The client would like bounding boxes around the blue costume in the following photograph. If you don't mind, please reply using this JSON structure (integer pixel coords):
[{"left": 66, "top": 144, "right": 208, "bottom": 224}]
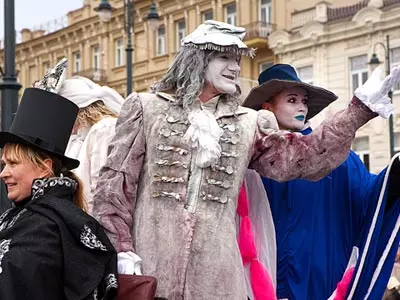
[{"left": 262, "top": 127, "right": 400, "bottom": 299}]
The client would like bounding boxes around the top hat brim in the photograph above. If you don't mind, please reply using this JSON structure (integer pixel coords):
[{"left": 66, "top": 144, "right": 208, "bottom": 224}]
[
  {"left": 243, "top": 79, "right": 338, "bottom": 120},
  {"left": 0, "top": 132, "right": 80, "bottom": 170}
]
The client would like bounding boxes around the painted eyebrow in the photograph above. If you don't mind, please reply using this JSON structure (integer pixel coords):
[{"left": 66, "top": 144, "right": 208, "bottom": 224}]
[{"left": 286, "top": 93, "right": 309, "bottom": 98}]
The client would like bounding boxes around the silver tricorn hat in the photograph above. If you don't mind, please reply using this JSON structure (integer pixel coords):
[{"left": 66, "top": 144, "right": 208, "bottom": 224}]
[{"left": 181, "top": 20, "right": 255, "bottom": 57}]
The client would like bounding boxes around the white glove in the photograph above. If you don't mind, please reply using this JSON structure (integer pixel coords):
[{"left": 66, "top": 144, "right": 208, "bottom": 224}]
[
  {"left": 354, "top": 65, "right": 400, "bottom": 119},
  {"left": 117, "top": 251, "right": 142, "bottom": 275}
]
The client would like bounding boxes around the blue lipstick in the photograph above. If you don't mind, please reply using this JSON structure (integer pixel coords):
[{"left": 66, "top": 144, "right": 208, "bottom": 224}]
[{"left": 295, "top": 115, "right": 305, "bottom": 121}]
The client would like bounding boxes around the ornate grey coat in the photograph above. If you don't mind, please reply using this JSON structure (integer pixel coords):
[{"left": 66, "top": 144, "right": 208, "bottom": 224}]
[{"left": 93, "top": 92, "right": 376, "bottom": 300}]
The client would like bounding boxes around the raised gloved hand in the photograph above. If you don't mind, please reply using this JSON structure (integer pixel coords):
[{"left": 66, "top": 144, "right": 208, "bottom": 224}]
[
  {"left": 117, "top": 251, "right": 142, "bottom": 275},
  {"left": 354, "top": 65, "right": 400, "bottom": 119}
]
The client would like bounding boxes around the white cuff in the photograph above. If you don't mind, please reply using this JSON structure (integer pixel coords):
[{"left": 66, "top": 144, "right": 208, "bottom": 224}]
[{"left": 117, "top": 251, "right": 142, "bottom": 275}]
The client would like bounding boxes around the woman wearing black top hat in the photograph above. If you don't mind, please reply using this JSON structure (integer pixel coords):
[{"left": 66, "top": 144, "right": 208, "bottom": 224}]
[{"left": 0, "top": 86, "right": 118, "bottom": 299}]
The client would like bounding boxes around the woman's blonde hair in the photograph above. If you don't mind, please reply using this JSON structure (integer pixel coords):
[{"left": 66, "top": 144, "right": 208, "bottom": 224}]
[
  {"left": 3, "top": 143, "right": 87, "bottom": 211},
  {"left": 77, "top": 100, "right": 117, "bottom": 128}
]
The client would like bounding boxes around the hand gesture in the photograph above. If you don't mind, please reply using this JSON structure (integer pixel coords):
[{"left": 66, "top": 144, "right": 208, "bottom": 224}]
[{"left": 354, "top": 66, "right": 400, "bottom": 118}]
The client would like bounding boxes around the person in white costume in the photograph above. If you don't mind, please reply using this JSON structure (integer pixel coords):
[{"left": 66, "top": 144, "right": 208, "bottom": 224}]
[{"left": 39, "top": 60, "right": 125, "bottom": 214}]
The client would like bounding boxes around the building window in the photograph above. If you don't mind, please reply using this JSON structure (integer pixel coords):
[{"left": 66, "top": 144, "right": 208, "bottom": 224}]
[
  {"left": 176, "top": 20, "right": 186, "bottom": 51},
  {"left": 92, "top": 45, "right": 100, "bottom": 70},
  {"left": 225, "top": 3, "right": 237, "bottom": 26},
  {"left": 259, "top": 61, "right": 273, "bottom": 73},
  {"left": 352, "top": 136, "right": 370, "bottom": 171},
  {"left": 29, "top": 65, "right": 36, "bottom": 84},
  {"left": 42, "top": 62, "right": 50, "bottom": 75},
  {"left": 390, "top": 47, "right": 400, "bottom": 91},
  {"left": 260, "top": 0, "right": 272, "bottom": 24},
  {"left": 202, "top": 10, "right": 213, "bottom": 21},
  {"left": 297, "top": 65, "right": 313, "bottom": 84},
  {"left": 73, "top": 52, "right": 81, "bottom": 73},
  {"left": 156, "top": 26, "right": 166, "bottom": 56},
  {"left": 350, "top": 55, "right": 368, "bottom": 93},
  {"left": 115, "top": 38, "right": 124, "bottom": 67},
  {"left": 394, "top": 132, "right": 400, "bottom": 154}
]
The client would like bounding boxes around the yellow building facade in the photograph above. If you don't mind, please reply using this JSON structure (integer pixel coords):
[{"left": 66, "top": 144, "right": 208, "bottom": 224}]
[
  {"left": 0, "top": 0, "right": 278, "bottom": 98},
  {"left": 268, "top": 0, "right": 400, "bottom": 172}
]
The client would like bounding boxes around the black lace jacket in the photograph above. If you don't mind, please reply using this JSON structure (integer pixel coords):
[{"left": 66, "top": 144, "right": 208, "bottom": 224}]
[{"left": 0, "top": 176, "right": 117, "bottom": 300}]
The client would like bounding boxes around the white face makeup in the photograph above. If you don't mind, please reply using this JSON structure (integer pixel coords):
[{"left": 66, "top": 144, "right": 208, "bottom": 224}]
[
  {"left": 204, "top": 52, "right": 241, "bottom": 96},
  {"left": 263, "top": 87, "right": 309, "bottom": 131}
]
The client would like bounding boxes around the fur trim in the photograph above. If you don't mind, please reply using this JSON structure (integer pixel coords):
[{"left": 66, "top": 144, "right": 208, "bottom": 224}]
[{"left": 184, "top": 43, "right": 256, "bottom": 58}]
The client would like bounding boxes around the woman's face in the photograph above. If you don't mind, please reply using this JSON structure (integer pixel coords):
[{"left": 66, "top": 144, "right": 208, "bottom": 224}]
[
  {"left": 0, "top": 146, "right": 50, "bottom": 202},
  {"left": 262, "top": 87, "right": 308, "bottom": 131}
]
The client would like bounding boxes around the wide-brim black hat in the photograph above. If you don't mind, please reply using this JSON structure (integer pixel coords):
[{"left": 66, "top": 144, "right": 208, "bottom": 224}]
[
  {"left": 0, "top": 88, "right": 80, "bottom": 170},
  {"left": 243, "top": 64, "right": 338, "bottom": 120}
]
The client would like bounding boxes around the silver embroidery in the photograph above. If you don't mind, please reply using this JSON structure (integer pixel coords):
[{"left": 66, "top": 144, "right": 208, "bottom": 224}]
[
  {"left": 221, "top": 151, "right": 238, "bottom": 158},
  {"left": 152, "top": 191, "right": 181, "bottom": 201},
  {"left": 32, "top": 176, "right": 77, "bottom": 200},
  {"left": 165, "top": 114, "right": 189, "bottom": 125},
  {"left": 105, "top": 273, "right": 118, "bottom": 291},
  {"left": 206, "top": 178, "right": 231, "bottom": 189},
  {"left": 156, "top": 159, "right": 188, "bottom": 168},
  {"left": 93, "top": 288, "right": 98, "bottom": 300},
  {"left": 201, "top": 192, "right": 229, "bottom": 204},
  {"left": 220, "top": 135, "right": 240, "bottom": 145},
  {"left": 211, "top": 165, "right": 234, "bottom": 175},
  {"left": 220, "top": 124, "right": 236, "bottom": 132},
  {"left": 157, "top": 144, "right": 188, "bottom": 155},
  {"left": 80, "top": 225, "right": 107, "bottom": 251},
  {"left": 0, "top": 209, "right": 12, "bottom": 225},
  {"left": 0, "top": 209, "right": 27, "bottom": 232},
  {"left": 0, "top": 239, "right": 11, "bottom": 274},
  {"left": 153, "top": 174, "right": 185, "bottom": 184},
  {"left": 159, "top": 127, "right": 185, "bottom": 138}
]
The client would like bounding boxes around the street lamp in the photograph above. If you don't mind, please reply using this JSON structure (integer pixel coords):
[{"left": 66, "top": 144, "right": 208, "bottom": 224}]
[
  {"left": 95, "top": 0, "right": 160, "bottom": 97},
  {"left": 0, "top": 0, "right": 22, "bottom": 212},
  {"left": 95, "top": 0, "right": 113, "bottom": 23},
  {"left": 368, "top": 35, "right": 395, "bottom": 158}
]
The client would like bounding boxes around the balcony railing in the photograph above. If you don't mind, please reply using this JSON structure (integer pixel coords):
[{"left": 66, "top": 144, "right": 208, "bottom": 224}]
[
  {"left": 243, "top": 21, "right": 276, "bottom": 41},
  {"left": 72, "top": 68, "right": 107, "bottom": 82},
  {"left": 291, "top": 8, "right": 316, "bottom": 29}
]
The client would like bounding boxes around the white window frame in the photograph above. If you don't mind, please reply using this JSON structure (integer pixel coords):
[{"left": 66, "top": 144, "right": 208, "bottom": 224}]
[
  {"left": 156, "top": 26, "right": 166, "bottom": 56},
  {"left": 259, "top": 61, "right": 273, "bottom": 73},
  {"left": 390, "top": 47, "right": 400, "bottom": 91},
  {"left": 352, "top": 136, "right": 370, "bottom": 171},
  {"left": 115, "top": 38, "right": 125, "bottom": 67},
  {"left": 225, "top": 3, "right": 237, "bottom": 26},
  {"left": 297, "top": 65, "right": 314, "bottom": 84},
  {"left": 42, "top": 62, "right": 50, "bottom": 74},
  {"left": 202, "top": 10, "right": 213, "bottom": 21},
  {"left": 73, "top": 52, "right": 81, "bottom": 73},
  {"left": 260, "top": 0, "right": 272, "bottom": 24},
  {"left": 176, "top": 20, "right": 186, "bottom": 51},
  {"left": 350, "top": 55, "right": 368, "bottom": 94},
  {"left": 394, "top": 132, "right": 400, "bottom": 154},
  {"left": 92, "top": 45, "right": 100, "bottom": 71}
]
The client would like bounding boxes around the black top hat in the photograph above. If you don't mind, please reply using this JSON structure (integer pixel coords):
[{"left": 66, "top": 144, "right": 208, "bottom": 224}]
[
  {"left": 243, "top": 64, "right": 338, "bottom": 120},
  {"left": 0, "top": 88, "right": 80, "bottom": 170}
]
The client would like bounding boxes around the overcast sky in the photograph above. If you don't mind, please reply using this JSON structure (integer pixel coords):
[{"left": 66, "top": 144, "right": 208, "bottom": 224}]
[{"left": 0, "top": 0, "right": 84, "bottom": 39}]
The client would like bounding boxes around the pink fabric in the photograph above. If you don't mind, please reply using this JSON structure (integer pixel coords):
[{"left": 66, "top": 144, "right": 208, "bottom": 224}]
[
  {"left": 333, "top": 267, "right": 355, "bottom": 300},
  {"left": 237, "top": 183, "right": 277, "bottom": 300}
]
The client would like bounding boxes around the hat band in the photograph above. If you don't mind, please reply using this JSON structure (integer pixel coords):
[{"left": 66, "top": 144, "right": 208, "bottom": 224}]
[{"left": 18, "top": 133, "right": 63, "bottom": 155}]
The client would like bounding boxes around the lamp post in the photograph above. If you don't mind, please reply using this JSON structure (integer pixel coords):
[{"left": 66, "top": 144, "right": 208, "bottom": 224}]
[
  {"left": 368, "top": 35, "right": 395, "bottom": 158},
  {"left": 96, "top": 0, "right": 160, "bottom": 97},
  {"left": 0, "top": 0, "right": 22, "bottom": 212}
]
